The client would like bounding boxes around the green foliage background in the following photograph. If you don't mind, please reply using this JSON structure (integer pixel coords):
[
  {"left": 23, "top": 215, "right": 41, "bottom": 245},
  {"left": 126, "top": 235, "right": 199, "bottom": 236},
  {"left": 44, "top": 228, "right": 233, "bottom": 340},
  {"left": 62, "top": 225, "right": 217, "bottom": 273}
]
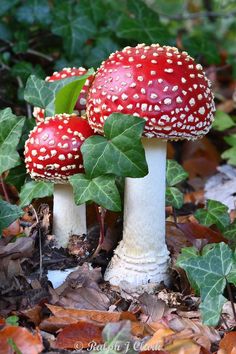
[{"left": 1, "top": 0, "right": 236, "bottom": 113}]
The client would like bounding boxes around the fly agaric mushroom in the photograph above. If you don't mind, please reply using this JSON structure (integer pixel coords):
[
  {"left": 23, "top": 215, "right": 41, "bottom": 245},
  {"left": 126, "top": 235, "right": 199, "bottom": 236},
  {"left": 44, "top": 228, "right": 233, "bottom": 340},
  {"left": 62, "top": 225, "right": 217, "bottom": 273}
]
[
  {"left": 24, "top": 113, "right": 93, "bottom": 247},
  {"left": 87, "top": 43, "right": 215, "bottom": 289},
  {"left": 33, "top": 67, "right": 94, "bottom": 123}
]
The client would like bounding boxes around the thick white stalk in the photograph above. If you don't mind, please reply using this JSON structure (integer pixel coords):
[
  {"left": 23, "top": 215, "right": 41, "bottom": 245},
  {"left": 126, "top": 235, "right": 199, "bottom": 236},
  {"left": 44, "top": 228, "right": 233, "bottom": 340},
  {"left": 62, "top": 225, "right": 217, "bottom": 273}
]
[
  {"left": 105, "top": 139, "right": 169, "bottom": 288},
  {"left": 53, "top": 184, "right": 86, "bottom": 248}
]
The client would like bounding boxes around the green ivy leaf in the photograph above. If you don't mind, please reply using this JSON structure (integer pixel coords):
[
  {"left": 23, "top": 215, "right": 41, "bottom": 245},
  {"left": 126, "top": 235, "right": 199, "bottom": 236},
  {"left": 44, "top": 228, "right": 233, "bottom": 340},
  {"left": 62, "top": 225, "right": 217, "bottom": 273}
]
[
  {"left": 5, "top": 163, "right": 26, "bottom": 191},
  {"left": 183, "top": 31, "right": 221, "bottom": 65},
  {"left": 195, "top": 199, "right": 230, "bottom": 231},
  {"left": 81, "top": 113, "right": 148, "bottom": 178},
  {"left": 19, "top": 181, "right": 54, "bottom": 207},
  {"left": 13, "top": 30, "right": 29, "bottom": 53},
  {"left": 166, "top": 186, "right": 184, "bottom": 209},
  {"left": 86, "top": 37, "right": 119, "bottom": 68},
  {"left": 97, "top": 321, "right": 135, "bottom": 354},
  {"left": 78, "top": 0, "right": 108, "bottom": 25},
  {"left": 52, "top": 2, "right": 96, "bottom": 58},
  {"left": 212, "top": 110, "right": 236, "bottom": 131},
  {"left": 69, "top": 174, "right": 121, "bottom": 212},
  {"left": 222, "top": 147, "right": 236, "bottom": 166},
  {"left": 147, "top": 0, "right": 185, "bottom": 16},
  {"left": 175, "top": 246, "right": 200, "bottom": 294},
  {"left": 18, "top": 116, "right": 36, "bottom": 150},
  {"left": 11, "top": 61, "right": 45, "bottom": 82},
  {"left": 224, "top": 134, "right": 236, "bottom": 147},
  {"left": 0, "top": 108, "right": 25, "bottom": 175},
  {"left": 15, "top": 0, "right": 51, "bottom": 25},
  {"left": 200, "top": 295, "right": 227, "bottom": 326},
  {"left": 0, "top": 22, "right": 13, "bottom": 41},
  {"left": 177, "top": 242, "right": 236, "bottom": 326},
  {"left": 0, "top": 0, "right": 18, "bottom": 16},
  {"left": 6, "top": 315, "right": 19, "bottom": 326},
  {"left": 0, "top": 200, "right": 24, "bottom": 235},
  {"left": 222, "top": 220, "right": 236, "bottom": 244},
  {"left": 116, "top": 0, "right": 171, "bottom": 44},
  {"left": 54, "top": 68, "right": 94, "bottom": 114},
  {"left": 166, "top": 160, "right": 188, "bottom": 186},
  {"left": 24, "top": 71, "right": 93, "bottom": 117}
]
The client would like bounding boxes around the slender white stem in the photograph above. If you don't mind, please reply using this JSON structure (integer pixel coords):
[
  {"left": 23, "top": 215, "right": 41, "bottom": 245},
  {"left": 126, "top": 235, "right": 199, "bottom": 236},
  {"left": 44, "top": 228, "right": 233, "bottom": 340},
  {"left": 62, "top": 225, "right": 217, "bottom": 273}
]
[
  {"left": 105, "top": 139, "right": 170, "bottom": 288},
  {"left": 53, "top": 184, "right": 86, "bottom": 248}
]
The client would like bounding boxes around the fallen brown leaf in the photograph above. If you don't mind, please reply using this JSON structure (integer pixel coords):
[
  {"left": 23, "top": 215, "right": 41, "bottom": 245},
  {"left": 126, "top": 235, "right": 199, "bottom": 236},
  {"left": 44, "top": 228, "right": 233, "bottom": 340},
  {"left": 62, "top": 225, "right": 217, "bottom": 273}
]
[
  {"left": 46, "top": 303, "right": 136, "bottom": 323},
  {"left": 177, "top": 222, "right": 227, "bottom": 246},
  {"left": 131, "top": 321, "right": 151, "bottom": 338},
  {"left": 138, "top": 293, "right": 168, "bottom": 323},
  {"left": 182, "top": 137, "right": 220, "bottom": 179},
  {"left": 184, "top": 190, "right": 205, "bottom": 205},
  {"left": 165, "top": 338, "right": 201, "bottom": 354},
  {"left": 40, "top": 315, "right": 79, "bottom": 332},
  {"left": 168, "top": 315, "right": 220, "bottom": 349},
  {"left": 0, "top": 326, "right": 43, "bottom": 354},
  {"left": 0, "top": 236, "right": 34, "bottom": 258},
  {"left": 142, "top": 328, "right": 174, "bottom": 351},
  {"left": 54, "top": 321, "right": 103, "bottom": 350},
  {"left": 166, "top": 222, "right": 192, "bottom": 261},
  {"left": 20, "top": 305, "right": 43, "bottom": 326},
  {"left": 50, "top": 263, "right": 110, "bottom": 311},
  {"left": 219, "top": 332, "right": 236, "bottom": 354},
  {"left": 2, "top": 220, "right": 22, "bottom": 238}
]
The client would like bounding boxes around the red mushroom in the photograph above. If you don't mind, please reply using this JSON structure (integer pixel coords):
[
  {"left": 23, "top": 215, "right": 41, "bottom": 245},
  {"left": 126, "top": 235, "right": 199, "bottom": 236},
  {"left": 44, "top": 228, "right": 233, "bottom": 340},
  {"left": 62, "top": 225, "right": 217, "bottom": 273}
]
[
  {"left": 86, "top": 44, "right": 215, "bottom": 289},
  {"left": 33, "top": 67, "right": 94, "bottom": 123},
  {"left": 24, "top": 113, "right": 94, "bottom": 247}
]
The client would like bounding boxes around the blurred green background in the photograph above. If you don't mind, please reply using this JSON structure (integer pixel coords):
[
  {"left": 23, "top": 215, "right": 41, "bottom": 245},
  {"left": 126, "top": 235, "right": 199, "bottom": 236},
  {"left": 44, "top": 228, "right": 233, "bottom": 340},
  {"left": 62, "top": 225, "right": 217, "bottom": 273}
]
[{"left": 0, "top": 0, "right": 236, "bottom": 114}]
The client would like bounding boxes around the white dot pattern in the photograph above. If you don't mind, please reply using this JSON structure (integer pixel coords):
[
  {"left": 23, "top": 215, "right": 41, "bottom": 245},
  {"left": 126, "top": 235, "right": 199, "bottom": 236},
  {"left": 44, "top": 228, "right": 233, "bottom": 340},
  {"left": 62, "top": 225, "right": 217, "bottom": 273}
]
[{"left": 86, "top": 44, "right": 215, "bottom": 140}]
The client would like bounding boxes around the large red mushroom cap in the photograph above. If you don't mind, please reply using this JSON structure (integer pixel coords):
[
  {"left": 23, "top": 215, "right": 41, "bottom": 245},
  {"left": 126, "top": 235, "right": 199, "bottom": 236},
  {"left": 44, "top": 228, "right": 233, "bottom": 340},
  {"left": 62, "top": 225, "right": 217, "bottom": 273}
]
[
  {"left": 87, "top": 44, "right": 215, "bottom": 140},
  {"left": 24, "top": 114, "right": 93, "bottom": 182},
  {"left": 33, "top": 67, "right": 94, "bottom": 123}
]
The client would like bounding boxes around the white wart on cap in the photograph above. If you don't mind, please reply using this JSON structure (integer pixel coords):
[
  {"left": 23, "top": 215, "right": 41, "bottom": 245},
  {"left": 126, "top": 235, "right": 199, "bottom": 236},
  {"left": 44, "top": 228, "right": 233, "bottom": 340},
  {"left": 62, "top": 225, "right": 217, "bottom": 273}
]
[{"left": 86, "top": 44, "right": 215, "bottom": 139}]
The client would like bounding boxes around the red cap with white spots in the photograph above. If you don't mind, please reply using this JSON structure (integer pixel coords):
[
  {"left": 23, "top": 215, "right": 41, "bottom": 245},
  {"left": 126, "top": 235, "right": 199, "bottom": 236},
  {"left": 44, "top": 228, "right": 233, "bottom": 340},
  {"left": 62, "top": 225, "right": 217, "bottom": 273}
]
[
  {"left": 87, "top": 44, "right": 215, "bottom": 140},
  {"left": 33, "top": 67, "right": 94, "bottom": 123},
  {"left": 24, "top": 114, "right": 93, "bottom": 182}
]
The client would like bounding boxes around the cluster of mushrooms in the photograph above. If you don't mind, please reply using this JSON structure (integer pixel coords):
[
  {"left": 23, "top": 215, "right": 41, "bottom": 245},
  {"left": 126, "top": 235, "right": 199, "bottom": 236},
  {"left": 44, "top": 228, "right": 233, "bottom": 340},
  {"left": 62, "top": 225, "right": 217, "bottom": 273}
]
[{"left": 24, "top": 43, "right": 215, "bottom": 290}]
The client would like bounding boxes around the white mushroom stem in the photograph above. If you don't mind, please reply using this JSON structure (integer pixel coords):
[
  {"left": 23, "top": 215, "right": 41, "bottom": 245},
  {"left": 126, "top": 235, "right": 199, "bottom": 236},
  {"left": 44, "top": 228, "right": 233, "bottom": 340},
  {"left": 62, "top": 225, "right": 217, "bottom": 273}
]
[
  {"left": 104, "top": 138, "right": 170, "bottom": 288},
  {"left": 53, "top": 184, "right": 86, "bottom": 248}
]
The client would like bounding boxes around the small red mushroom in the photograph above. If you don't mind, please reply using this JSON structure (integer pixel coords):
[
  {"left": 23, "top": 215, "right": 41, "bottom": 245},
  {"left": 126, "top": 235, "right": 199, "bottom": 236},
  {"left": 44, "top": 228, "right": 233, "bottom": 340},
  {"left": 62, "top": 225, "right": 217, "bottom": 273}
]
[
  {"left": 33, "top": 67, "right": 94, "bottom": 123},
  {"left": 86, "top": 43, "right": 215, "bottom": 290},
  {"left": 24, "top": 113, "right": 94, "bottom": 247}
]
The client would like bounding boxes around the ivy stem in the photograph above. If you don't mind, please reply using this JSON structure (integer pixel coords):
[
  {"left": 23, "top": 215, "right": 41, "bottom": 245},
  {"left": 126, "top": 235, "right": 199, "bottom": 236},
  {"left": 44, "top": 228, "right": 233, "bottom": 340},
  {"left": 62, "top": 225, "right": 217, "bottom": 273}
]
[
  {"left": 226, "top": 280, "right": 236, "bottom": 323},
  {"left": 0, "top": 175, "right": 10, "bottom": 203},
  {"left": 92, "top": 204, "right": 107, "bottom": 259},
  {"left": 220, "top": 314, "right": 230, "bottom": 330},
  {"left": 173, "top": 207, "right": 177, "bottom": 225},
  {"left": 95, "top": 204, "right": 107, "bottom": 246}
]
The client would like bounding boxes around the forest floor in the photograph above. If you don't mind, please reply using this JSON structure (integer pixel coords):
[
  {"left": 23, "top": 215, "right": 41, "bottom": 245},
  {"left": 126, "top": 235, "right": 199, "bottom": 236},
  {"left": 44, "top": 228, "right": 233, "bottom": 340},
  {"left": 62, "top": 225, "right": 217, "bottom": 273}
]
[{"left": 1, "top": 64, "right": 236, "bottom": 354}]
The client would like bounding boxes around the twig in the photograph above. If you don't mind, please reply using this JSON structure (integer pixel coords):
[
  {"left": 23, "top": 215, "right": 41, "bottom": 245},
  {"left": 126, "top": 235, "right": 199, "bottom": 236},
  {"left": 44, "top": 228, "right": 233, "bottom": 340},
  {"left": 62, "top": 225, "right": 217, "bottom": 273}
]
[
  {"left": 0, "top": 175, "right": 10, "bottom": 202},
  {"left": 221, "top": 314, "right": 230, "bottom": 330},
  {"left": 31, "top": 205, "right": 43, "bottom": 280},
  {"left": 0, "top": 38, "right": 53, "bottom": 62},
  {"left": 27, "top": 48, "right": 53, "bottom": 62},
  {"left": 159, "top": 9, "right": 236, "bottom": 21},
  {"left": 205, "top": 64, "right": 231, "bottom": 75},
  {"left": 202, "top": 0, "right": 215, "bottom": 22},
  {"left": 15, "top": 75, "right": 32, "bottom": 118},
  {"left": 173, "top": 207, "right": 178, "bottom": 225},
  {"left": 226, "top": 280, "right": 236, "bottom": 323},
  {"left": 91, "top": 204, "right": 107, "bottom": 259}
]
